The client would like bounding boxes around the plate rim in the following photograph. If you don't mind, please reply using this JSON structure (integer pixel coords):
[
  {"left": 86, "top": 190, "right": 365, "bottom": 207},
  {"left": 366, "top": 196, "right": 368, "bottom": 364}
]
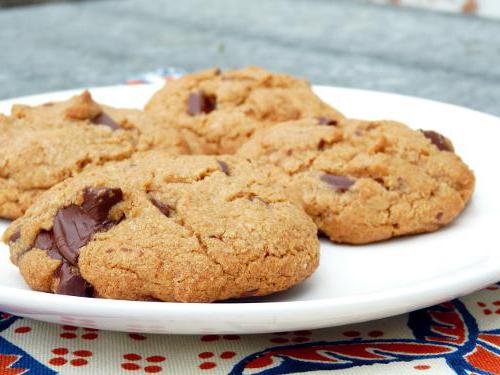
[
  {"left": 0, "top": 255, "right": 498, "bottom": 313},
  {"left": 2, "top": 83, "right": 500, "bottom": 123}
]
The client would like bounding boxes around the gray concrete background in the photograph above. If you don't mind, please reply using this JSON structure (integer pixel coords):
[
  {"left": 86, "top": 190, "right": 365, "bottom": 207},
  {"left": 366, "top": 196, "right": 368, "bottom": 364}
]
[{"left": 0, "top": 0, "right": 499, "bottom": 115}]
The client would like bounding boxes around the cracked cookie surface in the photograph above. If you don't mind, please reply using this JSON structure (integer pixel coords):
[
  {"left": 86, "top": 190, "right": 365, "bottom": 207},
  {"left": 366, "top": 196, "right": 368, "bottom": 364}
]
[
  {"left": 238, "top": 118, "right": 475, "bottom": 244},
  {"left": 145, "top": 66, "right": 344, "bottom": 154},
  {"left": 0, "top": 91, "right": 189, "bottom": 219},
  {"left": 3, "top": 152, "right": 319, "bottom": 302}
]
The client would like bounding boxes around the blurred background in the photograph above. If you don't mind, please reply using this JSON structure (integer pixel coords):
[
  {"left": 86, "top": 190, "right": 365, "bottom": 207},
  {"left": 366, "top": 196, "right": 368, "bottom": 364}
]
[
  {"left": 371, "top": 0, "right": 500, "bottom": 18},
  {"left": 1, "top": 0, "right": 499, "bottom": 115}
]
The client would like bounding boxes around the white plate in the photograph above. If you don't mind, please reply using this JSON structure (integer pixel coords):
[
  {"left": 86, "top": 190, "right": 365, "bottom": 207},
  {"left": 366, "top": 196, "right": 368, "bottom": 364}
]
[{"left": 0, "top": 85, "right": 499, "bottom": 335}]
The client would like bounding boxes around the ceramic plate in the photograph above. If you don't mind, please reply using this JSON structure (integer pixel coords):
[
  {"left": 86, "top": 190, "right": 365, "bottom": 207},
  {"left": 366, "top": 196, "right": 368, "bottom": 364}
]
[{"left": 0, "top": 84, "right": 499, "bottom": 334}]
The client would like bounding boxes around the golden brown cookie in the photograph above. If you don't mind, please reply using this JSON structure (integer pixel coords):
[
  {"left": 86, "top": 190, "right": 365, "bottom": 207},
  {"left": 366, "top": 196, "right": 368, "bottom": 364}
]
[
  {"left": 0, "top": 91, "right": 189, "bottom": 219},
  {"left": 238, "top": 118, "right": 475, "bottom": 244},
  {"left": 3, "top": 153, "right": 319, "bottom": 302},
  {"left": 145, "top": 66, "right": 343, "bottom": 154}
]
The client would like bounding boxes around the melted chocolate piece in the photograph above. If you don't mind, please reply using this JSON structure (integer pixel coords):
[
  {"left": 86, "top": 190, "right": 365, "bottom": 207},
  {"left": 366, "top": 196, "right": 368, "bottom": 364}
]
[
  {"left": 56, "top": 262, "right": 92, "bottom": 297},
  {"left": 436, "top": 212, "right": 444, "bottom": 221},
  {"left": 82, "top": 187, "right": 123, "bottom": 222},
  {"left": 321, "top": 174, "right": 355, "bottom": 193},
  {"left": 150, "top": 198, "right": 171, "bottom": 217},
  {"left": 420, "top": 130, "right": 454, "bottom": 152},
  {"left": 217, "top": 160, "right": 230, "bottom": 175},
  {"left": 35, "top": 230, "right": 55, "bottom": 251},
  {"left": 187, "top": 91, "right": 216, "bottom": 115},
  {"left": 53, "top": 205, "right": 98, "bottom": 265},
  {"left": 34, "top": 230, "right": 62, "bottom": 260},
  {"left": 92, "top": 113, "right": 120, "bottom": 130},
  {"left": 48, "top": 250, "right": 63, "bottom": 260},
  {"left": 31, "top": 187, "right": 123, "bottom": 295},
  {"left": 52, "top": 187, "right": 123, "bottom": 265},
  {"left": 317, "top": 117, "right": 338, "bottom": 126},
  {"left": 9, "top": 229, "right": 21, "bottom": 244}
]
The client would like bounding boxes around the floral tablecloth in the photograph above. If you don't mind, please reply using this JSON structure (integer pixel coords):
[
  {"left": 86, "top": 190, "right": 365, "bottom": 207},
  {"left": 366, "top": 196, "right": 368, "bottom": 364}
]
[
  {"left": 1, "top": 72, "right": 499, "bottom": 374},
  {"left": 0, "top": 284, "right": 499, "bottom": 374}
]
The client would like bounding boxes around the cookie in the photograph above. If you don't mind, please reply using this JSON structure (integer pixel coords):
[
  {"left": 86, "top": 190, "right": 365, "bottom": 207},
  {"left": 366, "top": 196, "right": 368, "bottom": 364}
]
[
  {"left": 238, "top": 118, "right": 475, "bottom": 244},
  {"left": 0, "top": 91, "right": 189, "bottom": 219},
  {"left": 145, "top": 66, "right": 343, "bottom": 154},
  {"left": 3, "top": 153, "right": 319, "bottom": 302}
]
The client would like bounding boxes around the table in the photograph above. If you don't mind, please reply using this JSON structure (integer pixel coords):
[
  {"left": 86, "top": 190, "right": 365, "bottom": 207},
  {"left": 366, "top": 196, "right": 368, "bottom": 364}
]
[
  {"left": 1, "top": 0, "right": 500, "bottom": 116},
  {"left": 0, "top": 1, "right": 499, "bottom": 374}
]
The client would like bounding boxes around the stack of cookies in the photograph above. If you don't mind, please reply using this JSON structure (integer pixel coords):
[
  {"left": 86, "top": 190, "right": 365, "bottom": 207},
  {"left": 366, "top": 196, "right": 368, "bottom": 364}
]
[{"left": 0, "top": 67, "right": 475, "bottom": 302}]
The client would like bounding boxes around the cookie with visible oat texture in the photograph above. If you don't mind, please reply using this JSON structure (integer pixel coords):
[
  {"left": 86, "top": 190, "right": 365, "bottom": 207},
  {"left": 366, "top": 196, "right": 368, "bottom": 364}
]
[
  {"left": 237, "top": 118, "right": 475, "bottom": 244},
  {"left": 0, "top": 91, "right": 189, "bottom": 219},
  {"left": 3, "top": 152, "right": 319, "bottom": 302},
  {"left": 145, "top": 66, "right": 343, "bottom": 154}
]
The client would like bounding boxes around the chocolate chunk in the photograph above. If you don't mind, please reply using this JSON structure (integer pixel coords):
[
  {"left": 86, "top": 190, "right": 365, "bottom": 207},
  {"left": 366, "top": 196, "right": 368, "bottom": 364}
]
[
  {"left": 35, "top": 230, "right": 54, "bottom": 250},
  {"left": 321, "top": 174, "right": 355, "bottom": 193},
  {"left": 92, "top": 113, "right": 120, "bottom": 130},
  {"left": 436, "top": 212, "right": 444, "bottom": 221},
  {"left": 53, "top": 205, "right": 98, "bottom": 265},
  {"left": 8, "top": 229, "right": 21, "bottom": 244},
  {"left": 82, "top": 187, "right": 123, "bottom": 222},
  {"left": 150, "top": 198, "right": 171, "bottom": 217},
  {"left": 217, "top": 160, "right": 230, "bottom": 175},
  {"left": 30, "top": 188, "right": 123, "bottom": 297},
  {"left": 47, "top": 250, "right": 63, "bottom": 260},
  {"left": 56, "top": 262, "right": 92, "bottom": 297},
  {"left": 187, "top": 91, "right": 216, "bottom": 115},
  {"left": 34, "top": 230, "right": 62, "bottom": 259},
  {"left": 53, "top": 187, "right": 123, "bottom": 264},
  {"left": 317, "top": 117, "right": 338, "bottom": 126},
  {"left": 420, "top": 130, "right": 454, "bottom": 152},
  {"left": 34, "top": 187, "right": 123, "bottom": 266}
]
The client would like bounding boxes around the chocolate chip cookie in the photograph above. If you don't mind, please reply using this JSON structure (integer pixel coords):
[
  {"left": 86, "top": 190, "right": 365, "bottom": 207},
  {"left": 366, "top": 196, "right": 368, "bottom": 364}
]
[
  {"left": 3, "top": 152, "right": 319, "bottom": 302},
  {"left": 238, "top": 119, "right": 475, "bottom": 244},
  {"left": 0, "top": 91, "right": 189, "bottom": 219},
  {"left": 145, "top": 67, "right": 344, "bottom": 154}
]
